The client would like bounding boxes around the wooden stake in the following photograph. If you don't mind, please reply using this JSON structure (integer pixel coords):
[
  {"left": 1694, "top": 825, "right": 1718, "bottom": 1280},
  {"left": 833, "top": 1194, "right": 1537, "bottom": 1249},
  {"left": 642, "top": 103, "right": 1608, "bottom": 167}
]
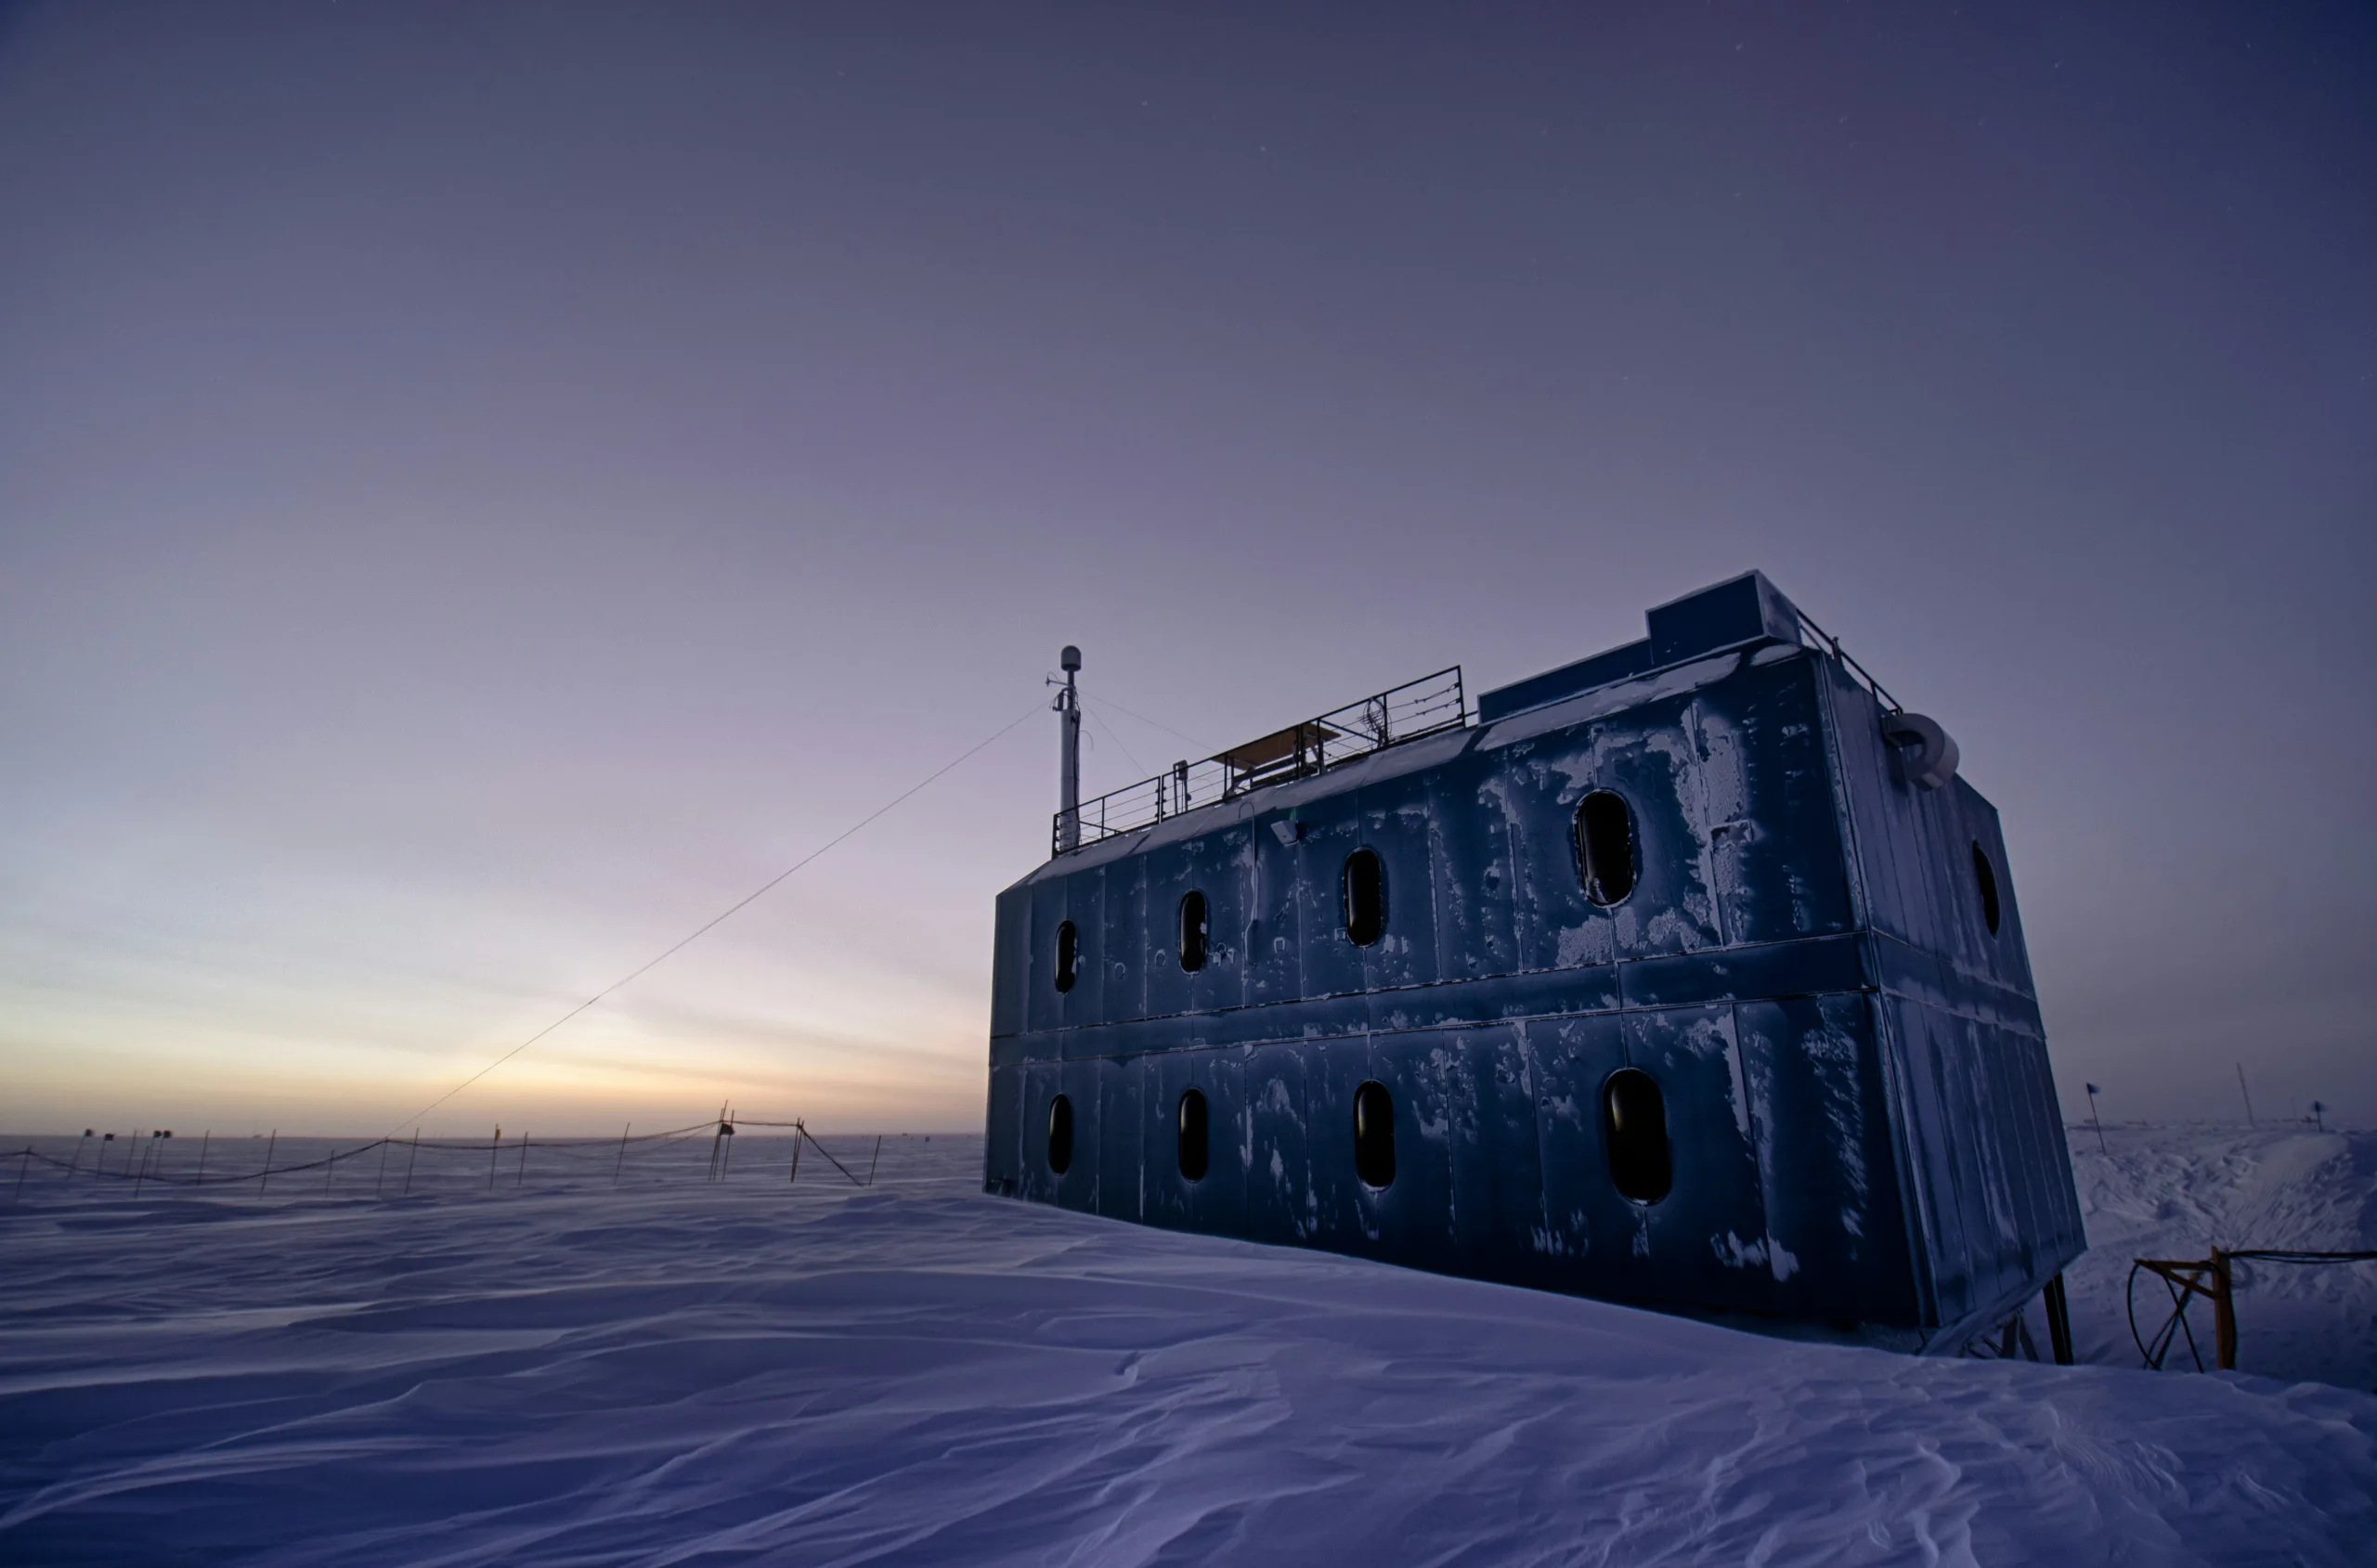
[
  {"left": 614, "top": 1123, "right": 630, "bottom": 1186},
  {"left": 259, "top": 1130, "right": 276, "bottom": 1194}
]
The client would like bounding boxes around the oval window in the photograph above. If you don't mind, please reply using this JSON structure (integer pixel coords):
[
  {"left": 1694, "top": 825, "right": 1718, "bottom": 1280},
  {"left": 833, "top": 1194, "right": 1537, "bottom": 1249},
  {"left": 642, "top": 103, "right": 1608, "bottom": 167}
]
[
  {"left": 1343, "top": 849, "right": 1385, "bottom": 947},
  {"left": 1602, "top": 1069, "right": 1671, "bottom": 1203},
  {"left": 1972, "top": 843, "right": 2002, "bottom": 936},
  {"left": 1352, "top": 1079, "right": 1396, "bottom": 1188},
  {"left": 1577, "top": 791, "right": 1636, "bottom": 905},
  {"left": 1046, "top": 1094, "right": 1073, "bottom": 1174},
  {"left": 1054, "top": 920, "right": 1078, "bottom": 993},
  {"left": 1178, "top": 889, "right": 1209, "bottom": 972},
  {"left": 1177, "top": 1087, "right": 1209, "bottom": 1181}
]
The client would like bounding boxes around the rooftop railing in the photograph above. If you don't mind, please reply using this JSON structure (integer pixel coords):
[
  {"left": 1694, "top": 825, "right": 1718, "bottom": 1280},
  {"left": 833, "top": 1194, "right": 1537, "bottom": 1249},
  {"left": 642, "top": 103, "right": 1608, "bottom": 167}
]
[
  {"left": 1793, "top": 607, "right": 1903, "bottom": 715},
  {"left": 1055, "top": 667, "right": 1466, "bottom": 855}
]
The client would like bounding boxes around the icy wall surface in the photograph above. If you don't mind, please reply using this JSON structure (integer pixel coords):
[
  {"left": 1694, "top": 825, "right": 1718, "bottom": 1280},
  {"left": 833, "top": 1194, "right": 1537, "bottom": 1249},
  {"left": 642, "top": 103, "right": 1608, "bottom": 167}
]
[{"left": 2, "top": 1129, "right": 2371, "bottom": 1566}]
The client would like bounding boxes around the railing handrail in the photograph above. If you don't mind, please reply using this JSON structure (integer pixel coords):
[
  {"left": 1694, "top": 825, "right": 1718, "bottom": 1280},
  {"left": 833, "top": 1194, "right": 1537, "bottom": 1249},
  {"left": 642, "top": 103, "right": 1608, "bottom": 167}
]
[
  {"left": 1793, "top": 607, "right": 1902, "bottom": 715},
  {"left": 1054, "top": 667, "right": 1466, "bottom": 855}
]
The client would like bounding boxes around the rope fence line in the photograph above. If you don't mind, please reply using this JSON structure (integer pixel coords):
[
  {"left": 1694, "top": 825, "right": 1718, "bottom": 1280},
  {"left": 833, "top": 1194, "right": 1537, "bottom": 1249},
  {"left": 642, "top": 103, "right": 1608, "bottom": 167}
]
[
  {"left": 2, "top": 1117, "right": 909, "bottom": 1200},
  {"left": 1, "top": 699, "right": 1041, "bottom": 1211}
]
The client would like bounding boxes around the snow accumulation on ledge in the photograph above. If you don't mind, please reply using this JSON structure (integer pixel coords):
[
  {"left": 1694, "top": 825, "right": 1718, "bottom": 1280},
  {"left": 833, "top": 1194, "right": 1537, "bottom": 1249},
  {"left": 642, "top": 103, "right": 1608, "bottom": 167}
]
[{"left": 1, "top": 1125, "right": 2371, "bottom": 1567}]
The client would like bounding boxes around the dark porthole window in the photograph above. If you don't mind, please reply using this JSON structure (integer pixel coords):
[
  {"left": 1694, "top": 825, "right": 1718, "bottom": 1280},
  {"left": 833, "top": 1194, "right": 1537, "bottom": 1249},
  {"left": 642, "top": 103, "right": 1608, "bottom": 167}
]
[
  {"left": 1602, "top": 1069, "right": 1671, "bottom": 1203},
  {"left": 1177, "top": 1088, "right": 1209, "bottom": 1181},
  {"left": 1343, "top": 849, "right": 1385, "bottom": 947},
  {"left": 1054, "top": 920, "right": 1078, "bottom": 993},
  {"left": 1972, "top": 843, "right": 2002, "bottom": 936},
  {"left": 1577, "top": 791, "right": 1637, "bottom": 906},
  {"left": 1178, "top": 889, "right": 1209, "bottom": 973},
  {"left": 1353, "top": 1079, "right": 1396, "bottom": 1188},
  {"left": 1046, "top": 1094, "right": 1073, "bottom": 1174}
]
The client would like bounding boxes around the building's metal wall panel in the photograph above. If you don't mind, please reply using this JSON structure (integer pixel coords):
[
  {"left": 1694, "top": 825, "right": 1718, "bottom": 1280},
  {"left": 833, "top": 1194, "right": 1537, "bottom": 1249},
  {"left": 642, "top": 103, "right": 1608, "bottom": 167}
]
[
  {"left": 1243, "top": 1041, "right": 1312, "bottom": 1247},
  {"left": 1446, "top": 1023, "right": 1545, "bottom": 1284},
  {"left": 1356, "top": 1030, "right": 1460, "bottom": 1275},
  {"left": 1527, "top": 1012, "right": 1632, "bottom": 1289},
  {"left": 1818, "top": 656, "right": 2083, "bottom": 1327},
  {"left": 982, "top": 1060, "right": 1023, "bottom": 1196},
  {"left": 989, "top": 885, "right": 1029, "bottom": 1042},
  {"left": 1095, "top": 1053, "right": 1142, "bottom": 1225},
  {"left": 1434, "top": 752, "right": 1525, "bottom": 980},
  {"left": 1733, "top": 993, "right": 1918, "bottom": 1326},
  {"left": 1621, "top": 1005, "right": 1774, "bottom": 1312},
  {"left": 1098, "top": 854, "right": 1146, "bottom": 1030}
]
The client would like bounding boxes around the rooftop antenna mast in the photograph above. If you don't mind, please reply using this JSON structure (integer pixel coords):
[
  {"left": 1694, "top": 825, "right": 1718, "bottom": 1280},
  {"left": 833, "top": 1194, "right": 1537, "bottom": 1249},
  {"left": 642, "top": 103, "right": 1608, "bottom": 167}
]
[{"left": 1054, "top": 644, "right": 1082, "bottom": 851}]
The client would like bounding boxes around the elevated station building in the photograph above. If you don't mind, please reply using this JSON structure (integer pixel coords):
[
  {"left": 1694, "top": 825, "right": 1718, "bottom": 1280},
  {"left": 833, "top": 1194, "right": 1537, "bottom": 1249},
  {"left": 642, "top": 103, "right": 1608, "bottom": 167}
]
[{"left": 984, "top": 572, "right": 2085, "bottom": 1350}]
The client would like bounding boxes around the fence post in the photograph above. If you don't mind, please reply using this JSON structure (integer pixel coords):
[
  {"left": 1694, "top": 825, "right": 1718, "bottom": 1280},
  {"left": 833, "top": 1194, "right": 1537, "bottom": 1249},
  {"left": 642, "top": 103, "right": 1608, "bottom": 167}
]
[
  {"left": 404, "top": 1129, "right": 419, "bottom": 1196},
  {"left": 517, "top": 1133, "right": 528, "bottom": 1186},
  {"left": 789, "top": 1121, "right": 803, "bottom": 1186},
  {"left": 2212, "top": 1251, "right": 2237, "bottom": 1370},
  {"left": 866, "top": 1134, "right": 883, "bottom": 1186},
  {"left": 614, "top": 1123, "right": 630, "bottom": 1186},
  {"left": 488, "top": 1128, "right": 500, "bottom": 1188},
  {"left": 195, "top": 1130, "right": 210, "bottom": 1187},
  {"left": 259, "top": 1130, "right": 276, "bottom": 1194}
]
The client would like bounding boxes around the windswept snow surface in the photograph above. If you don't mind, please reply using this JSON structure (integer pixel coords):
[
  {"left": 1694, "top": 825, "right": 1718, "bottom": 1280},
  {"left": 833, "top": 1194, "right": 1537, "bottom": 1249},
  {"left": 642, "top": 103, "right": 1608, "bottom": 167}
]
[{"left": 3, "top": 1131, "right": 2373, "bottom": 1566}]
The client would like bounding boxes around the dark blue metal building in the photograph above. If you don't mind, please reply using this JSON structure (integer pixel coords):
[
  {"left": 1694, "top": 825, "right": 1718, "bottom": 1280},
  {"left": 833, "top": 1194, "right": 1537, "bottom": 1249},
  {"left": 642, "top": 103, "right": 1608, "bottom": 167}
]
[{"left": 984, "top": 573, "right": 2085, "bottom": 1351}]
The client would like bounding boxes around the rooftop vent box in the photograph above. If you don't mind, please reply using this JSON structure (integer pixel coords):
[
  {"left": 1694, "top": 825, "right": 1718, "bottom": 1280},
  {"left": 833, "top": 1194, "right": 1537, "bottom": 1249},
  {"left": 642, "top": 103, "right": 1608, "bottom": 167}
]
[
  {"left": 1645, "top": 570, "right": 1801, "bottom": 667},
  {"left": 1477, "top": 570, "right": 1803, "bottom": 723}
]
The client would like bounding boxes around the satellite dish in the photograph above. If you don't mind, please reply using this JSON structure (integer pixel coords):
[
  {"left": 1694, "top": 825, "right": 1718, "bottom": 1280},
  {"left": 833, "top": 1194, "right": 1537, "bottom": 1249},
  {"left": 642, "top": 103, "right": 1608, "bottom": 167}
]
[{"left": 1881, "top": 711, "right": 1959, "bottom": 790}]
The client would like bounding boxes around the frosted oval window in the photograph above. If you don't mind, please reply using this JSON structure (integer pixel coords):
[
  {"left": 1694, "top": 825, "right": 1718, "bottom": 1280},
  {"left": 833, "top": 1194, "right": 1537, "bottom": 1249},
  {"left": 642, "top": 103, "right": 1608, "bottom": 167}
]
[
  {"left": 1178, "top": 889, "right": 1209, "bottom": 972},
  {"left": 1602, "top": 1069, "right": 1670, "bottom": 1203},
  {"left": 1971, "top": 843, "right": 2002, "bottom": 936},
  {"left": 1353, "top": 1079, "right": 1396, "bottom": 1188},
  {"left": 1054, "top": 920, "right": 1078, "bottom": 993},
  {"left": 1177, "top": 1087, "right": 1209, "bottom": 1182},
  {"left": 1046, "top": 1094, "right": 1074, "bottom": 1174},
  {"left": 1576, "top": 791, "right": 1636, "bottom": 906},
  {"left": 1343, "top": 849, "right": 1385, "bottom": 947}
]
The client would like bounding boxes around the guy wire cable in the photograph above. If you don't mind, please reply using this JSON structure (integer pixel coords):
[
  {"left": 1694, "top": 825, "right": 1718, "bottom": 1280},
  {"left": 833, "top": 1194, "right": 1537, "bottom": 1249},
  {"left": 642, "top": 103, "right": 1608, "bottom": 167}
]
[
  {"left": 382, "top": 695, "right": 1048, "bottom": 1139},
  {"left": 1080, "top": 702, "right": 1148, "bottom": 778}
]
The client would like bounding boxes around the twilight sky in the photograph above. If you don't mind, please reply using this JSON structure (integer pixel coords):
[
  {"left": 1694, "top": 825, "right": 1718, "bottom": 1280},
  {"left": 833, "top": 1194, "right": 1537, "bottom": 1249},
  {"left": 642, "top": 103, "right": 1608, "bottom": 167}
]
[{"left": 2, "top": 2, "right": 2371, "bottom": 1136}]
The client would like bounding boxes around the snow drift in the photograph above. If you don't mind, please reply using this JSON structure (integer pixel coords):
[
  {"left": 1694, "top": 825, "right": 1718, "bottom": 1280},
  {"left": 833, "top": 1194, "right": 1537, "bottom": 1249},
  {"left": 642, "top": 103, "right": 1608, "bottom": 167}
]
[{"left": 1, "top": 1127, "right": 2371, "bottom": 1565}]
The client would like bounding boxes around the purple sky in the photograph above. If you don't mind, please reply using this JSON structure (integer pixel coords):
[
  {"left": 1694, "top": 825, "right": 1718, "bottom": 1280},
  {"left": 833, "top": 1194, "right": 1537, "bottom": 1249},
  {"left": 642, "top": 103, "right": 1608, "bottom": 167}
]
[{"left": 3, "top": 2, "right": 2371, "bottom": 1135}]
